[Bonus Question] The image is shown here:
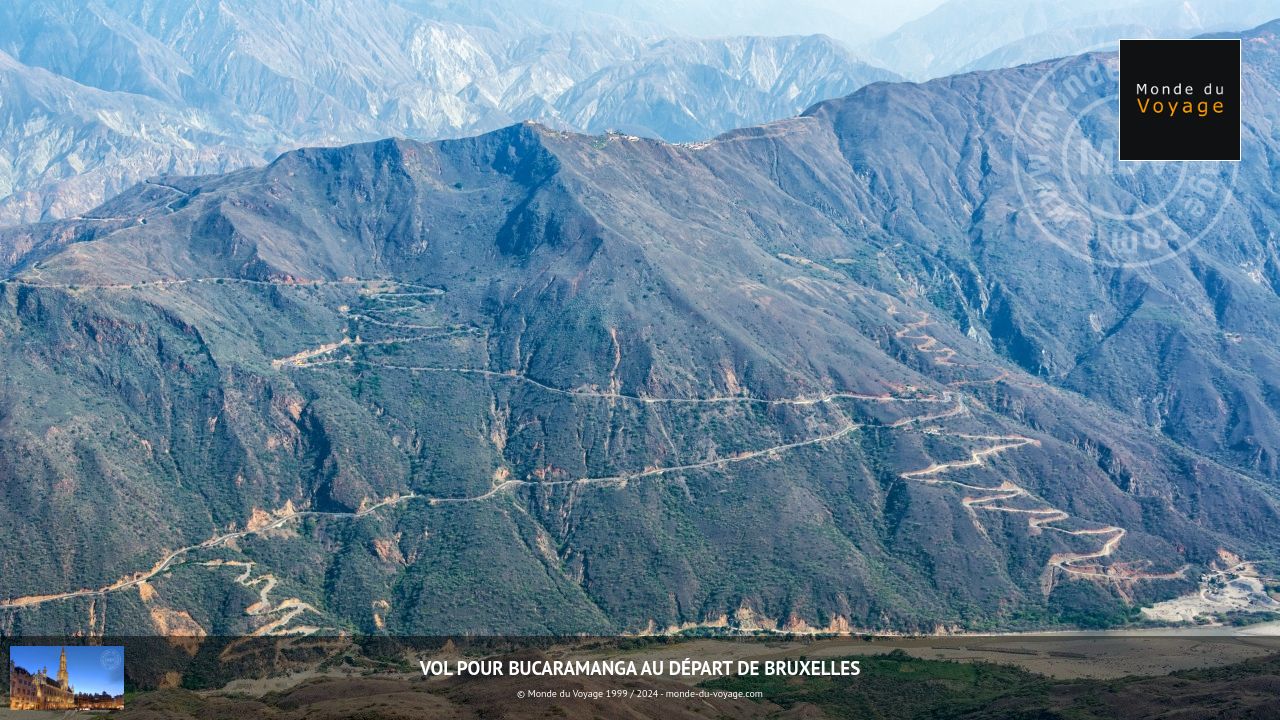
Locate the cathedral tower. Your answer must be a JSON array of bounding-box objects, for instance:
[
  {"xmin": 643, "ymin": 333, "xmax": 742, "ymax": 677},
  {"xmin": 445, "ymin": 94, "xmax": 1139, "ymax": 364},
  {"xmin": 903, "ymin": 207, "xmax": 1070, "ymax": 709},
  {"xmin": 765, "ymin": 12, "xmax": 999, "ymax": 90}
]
[{"xmin": 57, "ymin": 647, "xmax": 68, "ymax": 690}]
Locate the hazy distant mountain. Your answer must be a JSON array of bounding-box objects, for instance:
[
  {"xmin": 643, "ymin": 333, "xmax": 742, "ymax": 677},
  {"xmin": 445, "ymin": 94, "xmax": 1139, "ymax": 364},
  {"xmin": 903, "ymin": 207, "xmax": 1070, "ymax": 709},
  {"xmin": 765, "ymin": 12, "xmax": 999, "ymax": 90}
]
[
  {"xmin": 0, "ymin": 0, "xmax": 896, "ymax": 226},
  {"xmin": 2, "ymin": 20, "xmax": 1278, "ymax": 637},
  {"xmin": 0, "ymin": 47, "xmax": 270, "ymax": 226},
  {"xmin": 399, "ymin": 0, "xmax": 948, "ymax": 45},
  {"xmin": 864, "ymin": 0, "xmax": 1279, "ymax": 79},
  {"xmin": 555, "ymin": 35, "xmax": 889, "ymax": 139}
]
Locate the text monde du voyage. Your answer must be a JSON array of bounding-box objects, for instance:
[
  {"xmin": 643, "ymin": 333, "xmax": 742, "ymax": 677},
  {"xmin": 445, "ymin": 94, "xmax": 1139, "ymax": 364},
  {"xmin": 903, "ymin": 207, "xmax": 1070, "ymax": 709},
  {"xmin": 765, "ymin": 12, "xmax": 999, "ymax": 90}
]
[{"xmin": 1133, "ymin": 82, "xmax": 1228, "ymax": 118}]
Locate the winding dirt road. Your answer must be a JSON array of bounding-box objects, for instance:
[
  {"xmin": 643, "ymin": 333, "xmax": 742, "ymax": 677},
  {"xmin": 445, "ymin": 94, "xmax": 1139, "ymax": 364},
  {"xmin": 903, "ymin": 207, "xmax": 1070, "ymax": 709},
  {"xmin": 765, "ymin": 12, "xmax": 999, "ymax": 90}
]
[
  {"xmin": 0, "ymin": 281, "xmax": 1185, "ymax": 633},
  {"xmin": 897, "ymin": 427, "xmax": 1184, "ymax": 591}
]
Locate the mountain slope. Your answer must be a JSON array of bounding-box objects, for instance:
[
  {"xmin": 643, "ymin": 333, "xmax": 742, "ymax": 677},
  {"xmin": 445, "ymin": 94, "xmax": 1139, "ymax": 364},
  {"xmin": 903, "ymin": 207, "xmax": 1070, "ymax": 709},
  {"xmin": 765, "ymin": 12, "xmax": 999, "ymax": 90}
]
[
  {"xmin": 0, "ymin": 48, "xmax": 266, "ymax": 227},
  {"xmin": 2, "ymin": 23, "xmax": 1280, "ymax": 637},
  {"xmin": 556, "ymin": 35, "xmax": 891, "ymax": 141},
  {"xmin": 814, "ymin": 20, "xmax": 1280, "ymax": 484}
]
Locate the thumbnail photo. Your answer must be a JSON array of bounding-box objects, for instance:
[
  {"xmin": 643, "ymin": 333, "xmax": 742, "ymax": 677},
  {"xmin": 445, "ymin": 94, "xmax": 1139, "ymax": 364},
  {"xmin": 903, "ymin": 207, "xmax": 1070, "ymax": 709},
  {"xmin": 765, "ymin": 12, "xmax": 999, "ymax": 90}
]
[{"xmin": 8, "ymin": 646, "xmax": 124, "ymax": 711}]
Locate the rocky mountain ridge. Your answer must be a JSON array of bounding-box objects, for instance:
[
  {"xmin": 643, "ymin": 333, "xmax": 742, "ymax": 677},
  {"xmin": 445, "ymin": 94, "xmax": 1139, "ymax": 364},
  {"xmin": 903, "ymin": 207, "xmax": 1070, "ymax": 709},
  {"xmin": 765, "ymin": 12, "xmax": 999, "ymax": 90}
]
[
  {"xmin": 0, "ymin": 0, "xmax": 897, "ymax": 227},
  {"xmin": 2, "ymin": 20, "xmax": 1280, "ymax": 636}
]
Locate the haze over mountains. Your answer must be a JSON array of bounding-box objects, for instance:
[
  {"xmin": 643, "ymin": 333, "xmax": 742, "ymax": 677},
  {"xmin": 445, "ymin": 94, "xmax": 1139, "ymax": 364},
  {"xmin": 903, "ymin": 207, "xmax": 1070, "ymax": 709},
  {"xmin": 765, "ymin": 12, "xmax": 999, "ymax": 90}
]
[
  {"xmin": 4, "ymin": 0, "xmax": 1274, "ymax": 230},
  {"xmin": 865, "ymin": 0, "xmax": 1280, "ymax": 79},
  {"xmin": 1, "ymin": 13, "xmax": 1278, "ymax": 636},
  {"xmin": 0, "ymin": 0, "xmax": 898, "ymax": 227}
]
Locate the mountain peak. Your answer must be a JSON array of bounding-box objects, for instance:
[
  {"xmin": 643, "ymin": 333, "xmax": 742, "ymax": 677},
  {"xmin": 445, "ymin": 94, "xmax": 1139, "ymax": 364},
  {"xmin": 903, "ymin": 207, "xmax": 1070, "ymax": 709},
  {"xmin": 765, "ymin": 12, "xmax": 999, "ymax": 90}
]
[{"xmin": 4, "ymin": 30, "xmax": 1280, "ymax": 637}]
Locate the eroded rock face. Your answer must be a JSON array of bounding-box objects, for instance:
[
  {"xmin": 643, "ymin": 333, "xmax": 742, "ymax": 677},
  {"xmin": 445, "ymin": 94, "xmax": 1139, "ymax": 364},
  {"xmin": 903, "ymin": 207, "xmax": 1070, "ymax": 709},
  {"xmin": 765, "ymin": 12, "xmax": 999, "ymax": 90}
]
[
  {"xmin": 1, "ymin": 21, "xmax": 1279, "ymax": 637},
  {"xmin": 0, "ymin": 0, "xmax": 898, "ymax": 227}
]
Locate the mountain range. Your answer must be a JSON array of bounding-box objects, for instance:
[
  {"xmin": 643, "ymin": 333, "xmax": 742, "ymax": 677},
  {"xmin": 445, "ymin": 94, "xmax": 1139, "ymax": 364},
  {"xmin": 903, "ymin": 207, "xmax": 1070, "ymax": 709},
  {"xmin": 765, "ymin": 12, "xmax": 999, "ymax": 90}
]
[
  {"xmin": 4, "ymin": 0, "xmax": 1276, "ymax": 231},
  {"xmin": 864, "ymin": 0, "xmax": 1280, "ymax": 79},
  {"xmin": 1, "ymin": 17, "xmax": 1278, "ymax": 637},
  {"xmin": 0, "ymin": 0, "xmax": 898, "ymax": 227}
]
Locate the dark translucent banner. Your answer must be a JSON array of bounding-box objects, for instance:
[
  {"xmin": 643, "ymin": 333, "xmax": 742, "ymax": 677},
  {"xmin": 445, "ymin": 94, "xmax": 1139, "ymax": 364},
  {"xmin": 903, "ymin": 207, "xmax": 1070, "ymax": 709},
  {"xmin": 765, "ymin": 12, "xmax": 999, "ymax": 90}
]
[{"xmin": 3, "ymin": 633, "xmax": 1280, "ymax": 717}]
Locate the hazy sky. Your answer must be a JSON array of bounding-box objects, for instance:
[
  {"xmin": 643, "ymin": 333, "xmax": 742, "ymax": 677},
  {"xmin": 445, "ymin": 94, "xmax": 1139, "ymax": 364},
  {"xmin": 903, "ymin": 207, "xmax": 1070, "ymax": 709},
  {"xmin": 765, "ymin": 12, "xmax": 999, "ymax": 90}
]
[
  {"xmin": 409, "ymin": 0, "xmax": 951, "ymax": 45},
  {"xmin": 578, "ymin": 0, "xmax": 949, "ymax": 43}
]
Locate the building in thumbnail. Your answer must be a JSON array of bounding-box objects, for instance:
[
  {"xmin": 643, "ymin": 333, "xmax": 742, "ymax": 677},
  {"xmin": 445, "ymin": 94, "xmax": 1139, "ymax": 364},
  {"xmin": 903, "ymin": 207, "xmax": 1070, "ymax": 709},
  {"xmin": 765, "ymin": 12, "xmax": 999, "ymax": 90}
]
[
  {"xmin": 8, "ymin": 647, "xmax": 75, "ymax": 710},
  {"xmin": 76, "ymin": 690, "xmax": 125, "ymax": 710}
]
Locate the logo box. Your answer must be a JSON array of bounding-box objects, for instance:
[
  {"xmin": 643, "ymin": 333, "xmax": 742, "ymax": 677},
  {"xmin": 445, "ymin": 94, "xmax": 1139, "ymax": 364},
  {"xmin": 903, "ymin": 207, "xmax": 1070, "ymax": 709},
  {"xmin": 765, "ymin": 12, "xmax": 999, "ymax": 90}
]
[{"xmin": 1119, "ymin": 39, "xmax": 1241, "ymax": 161}]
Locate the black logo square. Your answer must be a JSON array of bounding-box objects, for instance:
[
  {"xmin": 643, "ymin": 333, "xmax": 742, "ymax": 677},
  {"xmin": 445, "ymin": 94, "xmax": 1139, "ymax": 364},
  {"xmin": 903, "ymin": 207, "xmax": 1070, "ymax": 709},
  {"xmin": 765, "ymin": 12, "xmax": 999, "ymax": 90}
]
[{"xmin": 1120, "ymin": 39, "xmax": 1240, "ymax": 161}]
